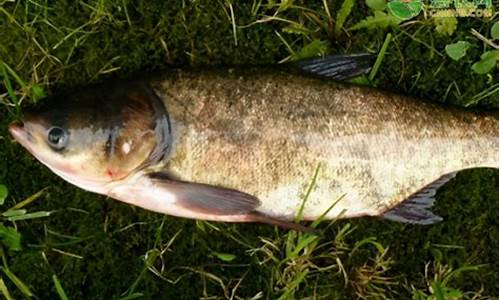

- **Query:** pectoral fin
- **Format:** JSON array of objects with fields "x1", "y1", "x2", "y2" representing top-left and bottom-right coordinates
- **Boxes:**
[
  {"x1": 149, "y1": 172, "x2": 260, "y2": 215},
  {"x1": 147, "y1": 172, "x2": 319, "y2": 233},
  {"x1": 382, "y1": 172, "x2": 458, "y2": 225}
]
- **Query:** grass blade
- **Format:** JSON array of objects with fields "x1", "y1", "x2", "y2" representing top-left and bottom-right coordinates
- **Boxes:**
[
  {"x1": 10, "y1": 187, "x2": 48, "y2": 210},
  {"x1": 115, "y1": 293, "x2": 144, "y2": 300},
  {"x1": 334, "y1": 0, "x2": 355, "y2": 35},
  {"x1": 369, "y1": 32, "x2": 392, "y2": 81},
  {"x1": 0, "y1": 63, "x2": 18, "y2": 106},
  {"x1": 52, "y1": 274, "x2": 69, "y2": 300},
  {"x1": 1, "y1": 267, "x2": 34, "y2": 298},
  {"x1": 0, "y1": 277, "x2": 14, "y2": 300},
  {"x1": 295, "y1": 164, "x2": 321, "y2": 223},
  {"x1": 6, "y1": 211, "x2": 52, "y2": 221},
  {"x1": 277, "y1": 269, "x2": 309, "y2": 300}
]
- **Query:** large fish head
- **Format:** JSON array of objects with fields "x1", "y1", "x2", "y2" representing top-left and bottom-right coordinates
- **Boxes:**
[{"x1": 9, "y1": 82, "x2": 169, "y2": 192}]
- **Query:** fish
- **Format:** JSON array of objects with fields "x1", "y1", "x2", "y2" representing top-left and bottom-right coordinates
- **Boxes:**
[{"x1": 8, "y1": 54, "x2": 499, "y2": 232}]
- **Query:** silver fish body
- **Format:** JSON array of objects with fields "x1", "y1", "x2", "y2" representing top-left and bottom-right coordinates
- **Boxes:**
[{"x1": 9, "y1": 64, "x2": 499, "y2": 229}]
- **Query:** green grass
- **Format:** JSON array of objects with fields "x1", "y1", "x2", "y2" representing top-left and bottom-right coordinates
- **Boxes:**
[{"x1": 0, "y1": 0, "x2": 498, "y2": 299}]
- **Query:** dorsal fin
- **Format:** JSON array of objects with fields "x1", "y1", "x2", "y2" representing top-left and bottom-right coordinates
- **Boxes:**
[
  {"x1": 382, "y1": 172, "x2": 458, "y2": 225},
  {"x1": 294, "y1": 53, "x2": 374, "y2": 81}
]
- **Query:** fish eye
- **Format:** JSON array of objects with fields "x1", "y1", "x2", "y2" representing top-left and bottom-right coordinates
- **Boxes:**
[{"x1": 47, "y1": 127, "x2": 68, "y2": 150}]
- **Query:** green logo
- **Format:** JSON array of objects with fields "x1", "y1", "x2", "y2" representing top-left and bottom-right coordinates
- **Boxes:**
[
  {"x1": 387, "y1": 0, "x2": 493, "y2": 19},
  {"x1": 387, "y1": 0, "x2": 424, "y2": 20}
]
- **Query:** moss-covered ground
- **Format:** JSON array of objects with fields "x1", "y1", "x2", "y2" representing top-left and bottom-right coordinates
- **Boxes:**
[{"x1": 0, "y1": 1, "x2": 498, "y2": 299}]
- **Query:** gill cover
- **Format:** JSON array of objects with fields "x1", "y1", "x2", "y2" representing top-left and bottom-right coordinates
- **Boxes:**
[{"x1": 15, "y1": 81, "x2": 171, "y2": 188}]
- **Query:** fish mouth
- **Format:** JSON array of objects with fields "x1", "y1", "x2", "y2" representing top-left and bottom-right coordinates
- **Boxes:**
[{"x1": 8, "y1": 123, "x2": 32, "y2": 151}]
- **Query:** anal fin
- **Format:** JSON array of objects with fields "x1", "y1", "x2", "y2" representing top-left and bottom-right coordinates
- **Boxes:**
[
  {"x1": 382, "y1": 172, "x2": 458, "y2": 225},
  {"x1": 249, "y1": 212, "x2": 320, "y2": 234}
]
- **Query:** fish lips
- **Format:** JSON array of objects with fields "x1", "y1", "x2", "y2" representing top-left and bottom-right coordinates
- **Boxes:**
[
  {"x1": 9, "y1": 122, "x2": 48, "y2": 165},
  {"x1": 9, "y1": 123, "x2": 32, "y2": 151}
]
